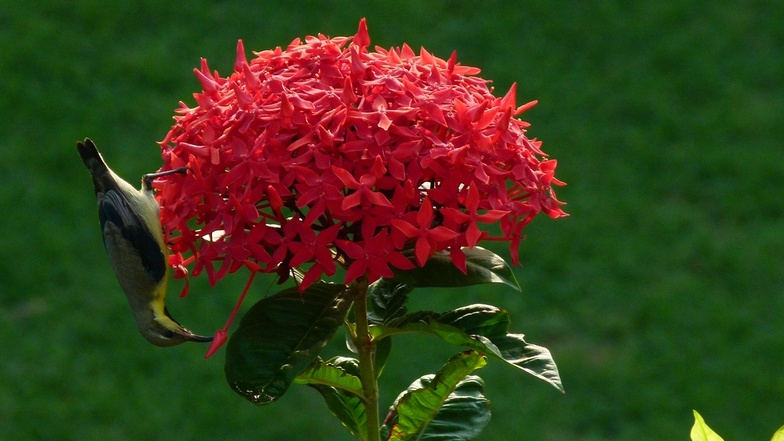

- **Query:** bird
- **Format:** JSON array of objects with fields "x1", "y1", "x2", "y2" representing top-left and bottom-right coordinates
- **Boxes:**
[{"x1": 77, "y1": 138, "x2": 212, "y2": 347}]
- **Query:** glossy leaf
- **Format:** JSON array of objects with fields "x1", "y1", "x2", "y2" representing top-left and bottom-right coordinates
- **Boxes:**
[
  {"x1": 394, "y1": 247, "x2": 520, "y2": 291},
  {"x1": 476, "y1": 334, "x2": 562, "y2": 392},
  {"x1": 294, "y1": 358, "x2": 364, "y2": 397},
  {"x1": 415, "y1": 376, "x2": 489, "y2": 441},
  {"x1": 371, "y1": 304, "x2": 563, "y2": 392},
  {"x1": 224, "y1": 283, "x2": 350, "y2": 405},
  {"x1": 384, "y1": 351, "x2": 489, "y2": 440},
  {"x1": 306, "y1": 357, "x2": 367, "y2": 440},
  {"x1": 368, "y1": 278, "x2": 413, "y2": 324}
]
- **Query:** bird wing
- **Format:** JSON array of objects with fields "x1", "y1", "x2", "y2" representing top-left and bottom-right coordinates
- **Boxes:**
[{"x1": 98, "y1": 189, "x2": 167, "y2": 283}]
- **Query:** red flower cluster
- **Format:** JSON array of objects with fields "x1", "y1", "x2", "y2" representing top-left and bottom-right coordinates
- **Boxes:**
[{"x1": 156, "y1": 18, "x2": 565, "y2": 295}]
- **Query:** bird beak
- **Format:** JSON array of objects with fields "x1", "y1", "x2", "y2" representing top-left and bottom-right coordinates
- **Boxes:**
[{"x1": 182, "y1": 329, "x2": 213, "y2": 343}]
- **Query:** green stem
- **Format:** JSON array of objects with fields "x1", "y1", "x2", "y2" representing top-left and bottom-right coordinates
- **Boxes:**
[{"x1": 352, "y1": 278, "x2": 381, "y2": 441}]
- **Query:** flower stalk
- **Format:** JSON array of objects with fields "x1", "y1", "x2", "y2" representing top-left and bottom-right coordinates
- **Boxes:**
[{"x1": 350, "y1": 278, "x2": 381, "y2": 441}]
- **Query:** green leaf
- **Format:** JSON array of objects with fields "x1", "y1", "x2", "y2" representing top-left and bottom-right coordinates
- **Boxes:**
[
  {"x1": 384, "y1": 351, "x2": 490, "y2": 441},
  {"x1": 369, "y1": 248, "x2": 519, "y2": 328},
  {"x1": 476, "y1": 334, "x2": 562, "y2": 392},
  {"x1": 437, "y1": 303, "x2": 509, "y2": 336},
  {"x1": 368, "y1": 278, "x2": 413, "y2": 324},
  {"x1": 294, "y1": 358, "x2": 364, "y2": 397},
  {"x1": 394, "y1": 247, "x2": 520, "y2": 291},
  {"x1": 416, "y1": 376, "x2": 489, "y2": 441},
  {"x1": 772, "y1": 425, "x2": 784, "y2": 441},
  {"x1": 371, "y1": 304, "x2": 563, "y2": 392},
  {"x1": 224, "y1": 283, "x2": 351, "y2": 405},
  {"x1": 690, "y1": 411, "x2": 725, "y2": 441},
  {"x1": 304, "y1": 357, "x2": 367, "y2": 440}
]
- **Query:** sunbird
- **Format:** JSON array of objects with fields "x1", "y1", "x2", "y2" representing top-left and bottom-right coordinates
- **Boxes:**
[{"x1": 77, "y1": 138, "x2": 212, "y2": 347}]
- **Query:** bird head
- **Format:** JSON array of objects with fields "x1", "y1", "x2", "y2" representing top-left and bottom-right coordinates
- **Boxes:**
[{"x1": 139, "y1": 308, "x2": 213, "y2": 347}]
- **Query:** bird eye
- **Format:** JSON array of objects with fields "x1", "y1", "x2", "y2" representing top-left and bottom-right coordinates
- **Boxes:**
[{"x1": 163, "y1": 330, "x2": 176, "y2": 339}]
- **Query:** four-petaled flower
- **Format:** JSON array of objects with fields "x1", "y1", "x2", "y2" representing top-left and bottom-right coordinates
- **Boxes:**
[
  {"x1": 441, "y1": 183, "x2": 509, "y2": 248},
  {"x1": 390, "y1": 197, "x2": 460, "y2": 267}
]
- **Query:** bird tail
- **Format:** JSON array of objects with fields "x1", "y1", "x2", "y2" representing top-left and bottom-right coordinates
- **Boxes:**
[{"x1": 77, "y1": 138, "x2": 110, "y2": 181}]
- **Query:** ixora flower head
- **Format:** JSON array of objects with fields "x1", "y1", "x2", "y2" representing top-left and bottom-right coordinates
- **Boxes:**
[{"x1": 156, "y1": 18, "x2": 565, "y2": 299}]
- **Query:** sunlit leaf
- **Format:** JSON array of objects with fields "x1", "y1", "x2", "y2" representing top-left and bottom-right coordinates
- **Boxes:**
[
  {"x1": 384, "y1": 351, "x2": 489, "y2": 441},
  {"x1": 690, "y1": 411, "x2": 725, "y2": 441},
  {"x1": 294, "y1": 358, "x2": 363, "y2": 397},
  {"x1": 305, "y1": 357, "x2": 367, "y2": 439},
  {"x1": 771, "y1": 424, "x2": 784, "y2": 441},
  {"x1": 475, "y1": 334, "x2": 562, "y2": 392}
]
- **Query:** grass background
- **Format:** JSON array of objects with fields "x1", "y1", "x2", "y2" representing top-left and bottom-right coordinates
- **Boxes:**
[{"x1": 1, "y1": 1, "x2": 782, "y2": 439}]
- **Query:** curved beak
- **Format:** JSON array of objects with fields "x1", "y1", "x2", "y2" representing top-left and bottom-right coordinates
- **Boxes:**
[{"x1": 182, "y1": 329, "x2": 214, "y2": 343}]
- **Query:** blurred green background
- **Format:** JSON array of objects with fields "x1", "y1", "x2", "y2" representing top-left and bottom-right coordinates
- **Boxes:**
[{"x1": 1, "y1": 1, "x2": 782, "y2": 440}]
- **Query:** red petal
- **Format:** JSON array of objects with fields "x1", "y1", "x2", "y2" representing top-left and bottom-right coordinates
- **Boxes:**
[
  {"x1": 343, "y1": 260, "x2": 367, "y2": 285},
  {"x1": 500, "y1": 82, "x2": 517, "y2": 111},
  {"x1": 193, "y1": 66, "x2": 218, "y2": 95},
  {"x1": 388, "y1": 251, "x2": 416, "y2": 270},
  {"x1": 234, "y1": 39, "x2": 248, "y2": 72},
  {"x1": 414, "y1": 236, "x2": 432, "y2": 267},
  {"x1": 428, "y1": 226, "x2": 460, "y2": 242},
  {"x1": 331, "y1": 166, "x2": 361, "y2": 188},
  {"x1": 516, "y1": 100, "x2": 538, "y2": 116},
  {"x1": 365, "y1": 190, "x2": 394, "y2": 208},
  {"x1": 354, "y1": 18, "x2": 371, "y2": 48},
  {"x1": 450, "y1": 246, "x2": 467, "y2": 274},
  {"x1": 465, "y1": 222, "x2": 482, "y2": 247},
  {"x1": 342, "y1": 77, "x2": 358, "y2": 104},
  {"x1": 389, "y1": 219, "x2": 419, "y2": 238},
  {"x1": 341, "y1": 191, "x2": 362, "y2": 210},
  {"x1": 378, "y1": 112, "x2": 392, "y2": 131}
]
